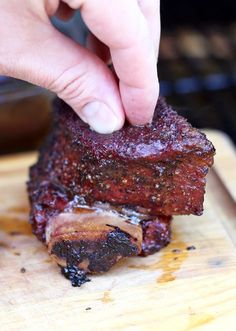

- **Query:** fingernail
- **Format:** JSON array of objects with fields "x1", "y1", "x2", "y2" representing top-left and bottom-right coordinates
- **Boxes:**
[{"x1": 80, "y1": 101, "x2": 120, "y2": 134}]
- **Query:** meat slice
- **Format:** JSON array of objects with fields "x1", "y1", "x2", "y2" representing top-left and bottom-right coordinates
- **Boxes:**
[
  {"x1": 27, "y1": 97, "x2": 214, "y2": 286},
  {"x1": 46, "y1": 208, "x2": 143, "y2": 274},
  {"x1": 45, "y1": 207, "x2": 171, "y2": 278}
]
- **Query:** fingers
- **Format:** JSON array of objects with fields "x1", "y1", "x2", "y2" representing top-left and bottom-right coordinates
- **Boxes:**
[
  {"x1": 80, "y1": 0, "x2": 159, "y2": 125},
  {"x1": 138, "y1": 0, "x2": 161, "y2": 57},
  {"x1": 34, "y1": 31, "x2": 125, "y2": 133},
  {"x1": 1, "y1": 0, "x2": 160, "y2": 132},
  {"x1": 0, "y1": 2, "x2": 125, "y2": 134}
]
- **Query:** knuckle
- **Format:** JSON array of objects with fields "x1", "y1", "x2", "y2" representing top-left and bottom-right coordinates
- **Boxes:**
[
  {"x1": 47, "y1": 65, "x2": 90, "y2": 107},
  {"x1": 138, "y1": 0, "x2": 158, "y2": 16}
]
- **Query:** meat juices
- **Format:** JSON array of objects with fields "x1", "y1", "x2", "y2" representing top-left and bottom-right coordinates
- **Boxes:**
[{"x1": 27, "y1": 97, "x2": 215, "y2": 286}]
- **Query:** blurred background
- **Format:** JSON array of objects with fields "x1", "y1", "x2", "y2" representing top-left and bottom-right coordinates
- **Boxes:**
[{"x1": 0, "y1": 0, "x2": 236, "y2": 155}]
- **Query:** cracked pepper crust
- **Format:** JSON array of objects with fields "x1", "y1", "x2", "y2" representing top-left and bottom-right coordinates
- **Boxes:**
[
  {"x1": 27, "y1": 97, "x2": 214, "y2": 285},
  {"x1": 28, "y1": 97, "x2": 214, "y2": 241}
]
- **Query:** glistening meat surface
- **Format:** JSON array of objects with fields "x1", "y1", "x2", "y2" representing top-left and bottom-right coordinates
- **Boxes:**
[{"x1": 27, "y1": 97, "x2": 214, "y2": 286}]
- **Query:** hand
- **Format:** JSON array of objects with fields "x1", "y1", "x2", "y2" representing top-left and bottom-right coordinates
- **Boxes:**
[{"x1": 0, "y1": 0, "x2": 160, "y2": 133}]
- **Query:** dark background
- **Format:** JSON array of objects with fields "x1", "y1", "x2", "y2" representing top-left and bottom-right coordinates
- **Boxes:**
[
  {"x1": 158, "y1": 0, "x2": 236, "y2": 144},
  {"x1": 161, "y1": 0, "x2": 236, "y2": 26}
]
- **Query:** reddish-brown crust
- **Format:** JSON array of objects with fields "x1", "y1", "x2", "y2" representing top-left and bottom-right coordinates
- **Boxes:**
[
  {"x1": 28, "y1": 97, "x2": 214, "y2": 244},
  {"x1": 27, "y1": 97, "x2": 215, "y2": 285}
]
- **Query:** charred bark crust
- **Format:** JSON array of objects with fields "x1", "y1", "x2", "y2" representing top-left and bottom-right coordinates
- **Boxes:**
[
  {"x1": 27, "y1": 97, "x2": 215, "y2": 286},
  {"x1": 50, "y1": 227, "x2": 140, "y2": 274}
]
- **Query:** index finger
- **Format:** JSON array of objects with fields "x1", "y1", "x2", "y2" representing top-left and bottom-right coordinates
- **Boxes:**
[{"x1": 80, "y1": 0, "x2": 159, "y2": 125}]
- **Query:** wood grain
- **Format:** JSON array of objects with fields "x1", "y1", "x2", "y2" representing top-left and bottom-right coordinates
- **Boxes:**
[
  {"x1": 0, "y1": 131, "x2": 236, "y2": 331},
  {"x1": 204, "y1": 130, "x2": 236, "y2": 202}
]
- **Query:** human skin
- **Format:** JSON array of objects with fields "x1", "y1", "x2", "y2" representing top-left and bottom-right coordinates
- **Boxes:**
[{"x1": 0, "y1": 0, "x2": 160, "y2": 133}]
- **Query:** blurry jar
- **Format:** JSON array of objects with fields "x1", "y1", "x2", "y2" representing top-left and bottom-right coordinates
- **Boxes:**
[{"x1": 0, "y1": 77, "x2": 54, "y2": 155}]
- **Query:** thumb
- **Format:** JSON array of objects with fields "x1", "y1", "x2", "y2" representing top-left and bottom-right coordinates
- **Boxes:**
[{"x1": 0, "y1": 14, "x2": 124, "y2": 134}]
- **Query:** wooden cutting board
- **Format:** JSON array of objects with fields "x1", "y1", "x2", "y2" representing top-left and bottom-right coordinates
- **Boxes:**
[{"x1": 1, "y1": 130, "x2": 236, "y2": 331}]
